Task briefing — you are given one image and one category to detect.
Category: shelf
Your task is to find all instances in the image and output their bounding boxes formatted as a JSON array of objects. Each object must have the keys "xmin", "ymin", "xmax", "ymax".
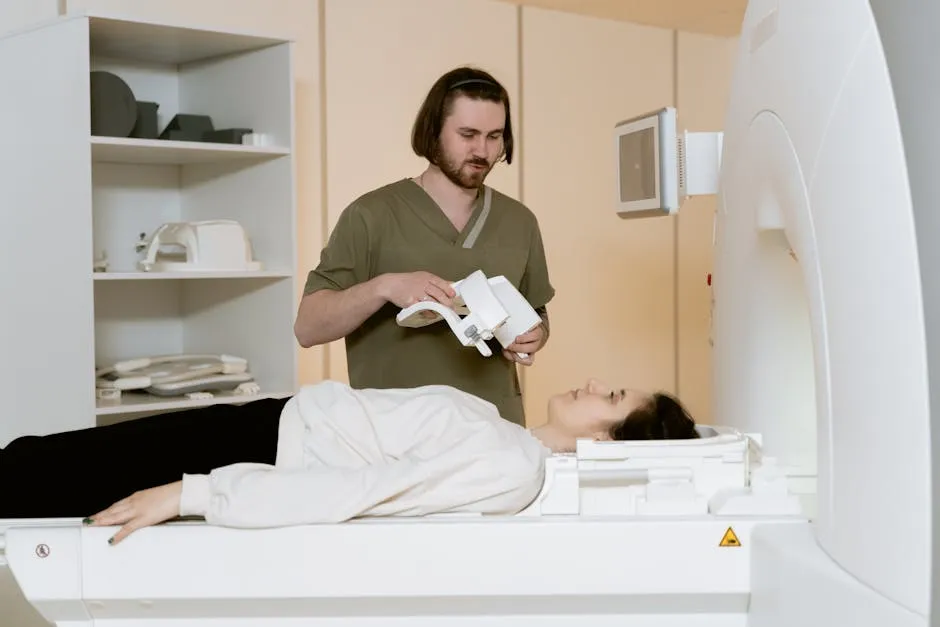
[
  {"xmin": 91, "ymin": 136, "xmax": 289, "ymax": 165},
  {"xmin": 85, "ymin": 13, "xmax": 290, "ymax": 65},
  {"xmin": 96, "ymin": 389, "xmax": 293, "ymax": 416},
  {"xmin": 0, "ymin": 11, "xmax": 298, "ymax": 444},
  {"xmin": 93, "ymin": 270, "xmax": 292, "ymax": 280}
]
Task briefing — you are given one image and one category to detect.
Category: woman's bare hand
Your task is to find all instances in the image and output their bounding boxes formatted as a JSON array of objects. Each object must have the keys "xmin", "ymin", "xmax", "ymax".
[{"xmin": 85, "ymin": 481, "xmax": 183, "ymax": 545}]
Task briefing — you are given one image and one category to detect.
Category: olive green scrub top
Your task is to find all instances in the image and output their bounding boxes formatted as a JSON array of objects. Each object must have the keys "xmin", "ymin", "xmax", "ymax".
[{"xmin": 304, "ymin": 179, "xmax": 556, "ymax": 425}]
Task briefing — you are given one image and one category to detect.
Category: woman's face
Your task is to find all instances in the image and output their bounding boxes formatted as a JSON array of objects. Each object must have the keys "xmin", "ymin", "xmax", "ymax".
[{"xmin": 547, "ymin": 378, "xmax": 653, "ymax": 439}]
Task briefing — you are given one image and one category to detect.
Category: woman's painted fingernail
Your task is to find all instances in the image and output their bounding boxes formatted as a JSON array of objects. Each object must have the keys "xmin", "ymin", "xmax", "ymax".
[
  {"xmin": 107, "ymin": 537, "xmax": 114, "ymax": 545},
  {"xmin": 82, "ymin": 518, "xmax": 93, "ymax": 525}
]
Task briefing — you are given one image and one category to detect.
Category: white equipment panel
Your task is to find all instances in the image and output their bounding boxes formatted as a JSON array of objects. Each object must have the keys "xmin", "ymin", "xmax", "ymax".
[
  {"xmin": 3, "ymin": 517, "xmax": 789, "ymax": 627},
  {"xmin": 712, "ymin": 1, "xmax": 931, "ymax": 625}
]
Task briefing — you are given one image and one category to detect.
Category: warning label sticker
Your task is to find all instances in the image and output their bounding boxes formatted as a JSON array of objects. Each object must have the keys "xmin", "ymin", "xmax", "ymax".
[{"xmin": 719, "ymin": 527, "xmax": 741, "ymax": 547}]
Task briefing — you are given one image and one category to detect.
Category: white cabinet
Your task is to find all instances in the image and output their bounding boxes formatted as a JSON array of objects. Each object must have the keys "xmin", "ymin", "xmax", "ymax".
[{"xmin": 0, "ymin": 11, "xmax": 298, "ymax": 445}]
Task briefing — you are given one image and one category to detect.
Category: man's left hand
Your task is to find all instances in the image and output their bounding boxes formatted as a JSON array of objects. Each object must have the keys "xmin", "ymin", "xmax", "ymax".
[
  {"xmin": 503, "ymin": 324, "xmax": 546, "ymax": 366},
  {"xmin": 86, "ymin": 481, "xmax": 183, "ymax": 546}
]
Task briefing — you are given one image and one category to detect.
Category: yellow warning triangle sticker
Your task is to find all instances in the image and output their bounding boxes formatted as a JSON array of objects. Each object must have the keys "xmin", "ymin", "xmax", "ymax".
[{"xmin": 719, "ymin": 527, "xmax": 741, "ymax": 547}]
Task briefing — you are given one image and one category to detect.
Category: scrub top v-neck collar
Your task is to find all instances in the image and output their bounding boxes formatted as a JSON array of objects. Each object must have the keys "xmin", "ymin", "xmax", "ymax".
[{"xmin": 406, "ymin": 178, "xmax": 489, "ymax": 248}]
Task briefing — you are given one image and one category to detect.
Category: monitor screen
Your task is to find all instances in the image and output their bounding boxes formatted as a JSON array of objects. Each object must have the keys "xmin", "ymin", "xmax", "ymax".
[{"xmin": 618, "ymin": 127, "xmax": 656, "ymax": 203}]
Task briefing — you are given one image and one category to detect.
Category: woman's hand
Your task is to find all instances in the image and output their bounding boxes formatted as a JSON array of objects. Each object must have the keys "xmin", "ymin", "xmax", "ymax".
[{"xmin": 85, "ymin": 481, "xmax": 183, "ymax": 546}]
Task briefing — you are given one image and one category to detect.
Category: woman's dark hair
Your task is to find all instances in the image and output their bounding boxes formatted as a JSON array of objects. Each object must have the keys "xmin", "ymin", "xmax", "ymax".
[
  {"xmin": 411, "ymin": 66, "xmax": 515, "ymax": 165},
  {"xmin": 609, "ymin": 393, "xmax": 700, "ymax": 441}
]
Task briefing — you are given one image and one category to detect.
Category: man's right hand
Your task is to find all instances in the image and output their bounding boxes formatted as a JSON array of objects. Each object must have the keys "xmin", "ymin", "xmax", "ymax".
[
  {"xmin": 294, "ymin": 271, "xmax": 457, "ymax": 348},
  {"xmin": 381, "ymin": 272, "xmax": 457, "ymax": 309}
]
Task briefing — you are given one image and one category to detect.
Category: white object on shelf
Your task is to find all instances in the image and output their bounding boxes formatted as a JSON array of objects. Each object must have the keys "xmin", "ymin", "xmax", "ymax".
[
  {"xmin": 233, "ymin": 381, "xmax": 261, "ymax": 396},
  {"xmin": 92, "ymin": 250, "xmax": 109, "ymax": 272},
  {"xmin": 95, "ymin": 354, "xmax": 256, "ymax": 397},
  {"xmin": 136, "ymin": 220, "xmax": 263, "ymax": 273},
  {"xmin": 95, "ymin": 387, "xmax": 121, "ymax": 401},
  {"xmin": 241, "ymin": 132, "xmax": 272, "ymax": 147}
]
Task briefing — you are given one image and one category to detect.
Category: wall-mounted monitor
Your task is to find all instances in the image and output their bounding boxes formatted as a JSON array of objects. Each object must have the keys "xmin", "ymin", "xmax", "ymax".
[{"xmin": 613, "ymin": 106, "xmax": 679, "ymax": 219}]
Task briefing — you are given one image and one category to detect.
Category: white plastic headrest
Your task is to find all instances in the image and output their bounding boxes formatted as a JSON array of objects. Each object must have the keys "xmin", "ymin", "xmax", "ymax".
[{"xmin": 396, "ymin": 270, "xmax": 542, "ymax": 357}]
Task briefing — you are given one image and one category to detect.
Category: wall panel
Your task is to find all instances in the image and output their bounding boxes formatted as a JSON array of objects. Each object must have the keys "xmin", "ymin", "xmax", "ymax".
[{"xmin": 520, "ymin": 7, "xmax": 675, "ymax": 426}]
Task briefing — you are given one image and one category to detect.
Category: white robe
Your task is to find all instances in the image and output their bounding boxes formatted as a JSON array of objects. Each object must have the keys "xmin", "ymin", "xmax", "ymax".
[{"xmin": 179, "ymin": 381, "xmax": 550, "ymax": 527}]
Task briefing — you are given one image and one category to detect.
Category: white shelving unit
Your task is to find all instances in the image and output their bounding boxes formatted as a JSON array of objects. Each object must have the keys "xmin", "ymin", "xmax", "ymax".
[{"xmin": 0, "ymin": 12, "xmax": 298, "ymax": 445}]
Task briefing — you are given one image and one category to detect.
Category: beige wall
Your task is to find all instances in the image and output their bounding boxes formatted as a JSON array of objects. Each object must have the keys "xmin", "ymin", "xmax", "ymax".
[
  {"xmin": 519, "ymin": 7, "xmax": 677, "ymax": 427},
  {"xmin": 521, "ymin": 10, "xmax": 738, "ymax": 426},
  {"xmin": 56, "ymin": 0, "xmax": 737, "ymax": 424}
]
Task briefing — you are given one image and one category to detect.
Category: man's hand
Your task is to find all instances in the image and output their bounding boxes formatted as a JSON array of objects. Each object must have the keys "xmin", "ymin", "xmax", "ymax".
[
  {"xmin": 503, "ymin": 323, "xmax": 547, "ymax": 366},
  {"xmin": 381, "ymin": 271, "xmax": 457, "ymax": 309},
  {"xmin": 85, "ymin": 481, "xmax": 183, "ymax": 546}
]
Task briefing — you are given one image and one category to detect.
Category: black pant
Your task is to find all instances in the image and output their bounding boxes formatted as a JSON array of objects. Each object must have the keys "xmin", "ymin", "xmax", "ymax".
[{"xmin": 0, "ymin": 396, "xmax": 288, "ymax": 518}]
